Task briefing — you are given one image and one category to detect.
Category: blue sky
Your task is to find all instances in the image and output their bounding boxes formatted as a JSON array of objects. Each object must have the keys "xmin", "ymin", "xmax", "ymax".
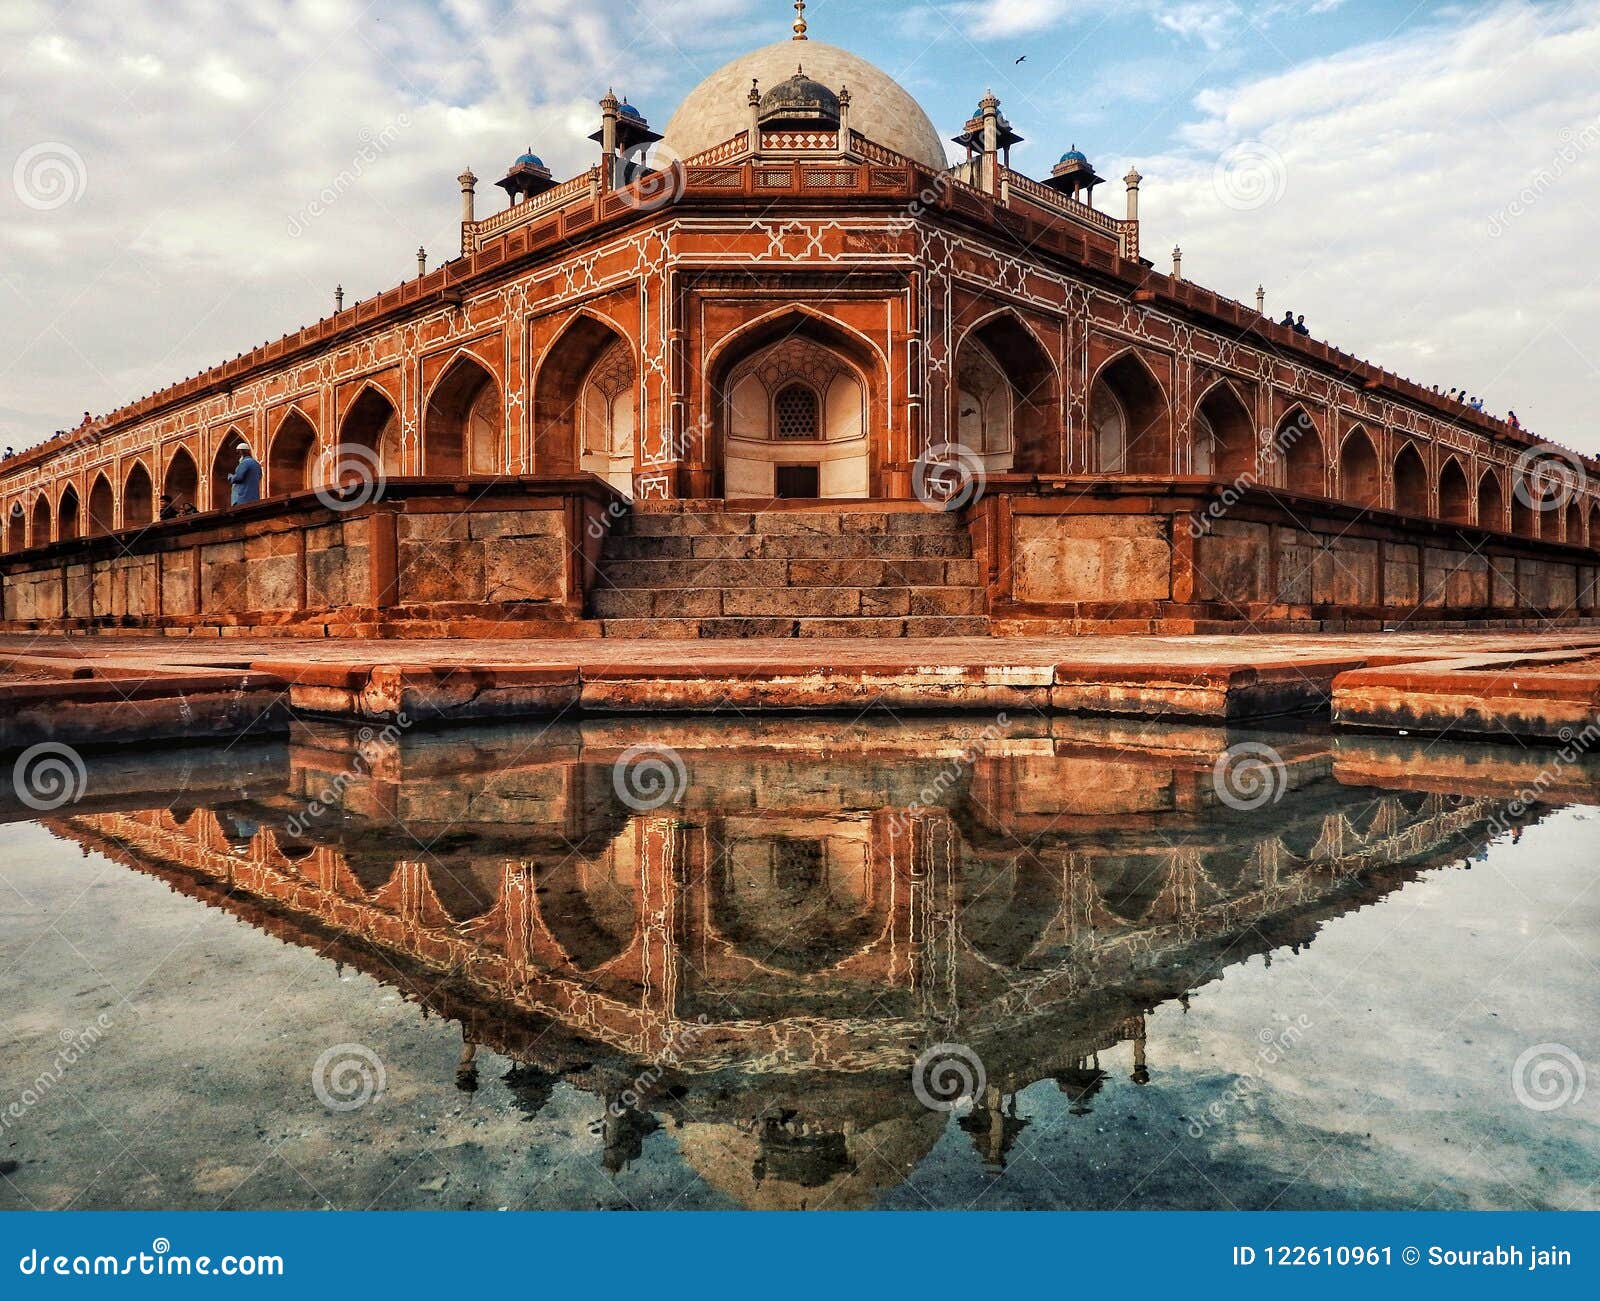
[{"xmin": 2, "ymin": 1, "xmax": 1598, "ymax": 450}]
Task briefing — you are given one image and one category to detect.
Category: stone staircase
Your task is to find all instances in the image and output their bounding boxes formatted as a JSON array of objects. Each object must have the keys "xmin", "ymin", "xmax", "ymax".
[{"xmin": 590, "ymin": 503, "xmax": 991, "ymax": 638}]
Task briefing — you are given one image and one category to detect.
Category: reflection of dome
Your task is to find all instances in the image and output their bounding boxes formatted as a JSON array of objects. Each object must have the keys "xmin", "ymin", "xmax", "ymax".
[{"xmin": 661, "ymin": 40, "xmax": 948, "ymax": 170}]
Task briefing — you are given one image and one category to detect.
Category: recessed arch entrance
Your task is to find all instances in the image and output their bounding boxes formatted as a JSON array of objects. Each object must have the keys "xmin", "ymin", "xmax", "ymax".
[
  {"xmin": 1276, "ymin": 408, "xmax": 1325, "ymax": 496},
  {"xmin": 1438, "ymin": 457, "xmax": 1471, "ymax": 524},
  {"xmin": 124, "ymin": 461, "xmax": 155, "ymax": 527},
  {"xmin": 1477, "ymin": 470, "xmax": 1505, "ymax": 532},
  {"xmin": 1339, "ymin": 427, "xmax": 1381, "ymax": 508},
  {"xmin": 267, "ymin": 410, "xmax": 318, "ymax": 496},
  {"xmin": 30, "ymin": 494, "xmax": 51, "ymax": 546},
  {"xmin": 57, "ymin": 485, "xmax": 80, "ymax": 541},
  {"xmin": 163, "ymin": 446, "xmax": 200, "ymax": 514},
  {"xmin": 5, "ymin": 501, "xmax": 25, "ymax": 551},
  {"xmin": 423, "ymin": 355, "xmax": 502, "ymax": 477},
  {"xmin": 708, "ymin": 310, "xmax": 883, "ymax": 499},
  {"xmin": 1392, "ymin": 442, "xmax": 1428, "ymax": 517},
  {"xmin": 339, "ymin": 387, "xmax": 400, "ymax": 479},
  {"xmin": 1090, "ymin": 352, "xmax": 1167, "ymax": 475},
  {"xmin": 954, "ymin": 313, "xmax": 1059, "ymax": 474},
  {"xmin": 86, "ymin": 472, "xmax": 115, "ymax": 535},
  {"xmin": 1192, "ymin": 381, "xmax": 1254, "ymax": 480},
  {"xmin": 533, "ymin": 314, "xmax": 634, "ymax": 484},
  {"xmin": 210, "ymin": 428, "xmax": 251, "ymax": 511}
]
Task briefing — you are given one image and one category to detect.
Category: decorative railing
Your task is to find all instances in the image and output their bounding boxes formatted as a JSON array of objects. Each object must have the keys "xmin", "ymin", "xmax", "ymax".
[
  {"xmin": 848, "ymin": 132, "xmax": 925, "ymax": 170},
  {"xmin": 681, "ymin": 132, "xmax": 753, "ymax": 166},
  {"xmin": 469, "ymin": 168, "xmax": 598, "ymax": 243},
  {"xmin": 760, "ymin": 129, "xmax": 839, "ymax": 152},
  {"xmin": 1001, "ymin": 167, "xmax": 1129, "ymax": 241}
]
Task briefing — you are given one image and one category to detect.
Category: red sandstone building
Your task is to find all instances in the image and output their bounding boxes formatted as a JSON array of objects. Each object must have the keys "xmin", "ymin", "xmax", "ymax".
[{"xmin": 3, "ymin": 10, "xmax": 1597, "ymax": 637}]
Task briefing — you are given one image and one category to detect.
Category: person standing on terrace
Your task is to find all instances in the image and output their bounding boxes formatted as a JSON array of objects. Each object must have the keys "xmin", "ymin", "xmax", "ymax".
[{"xmin": 228, "ymin": 442, "xmax": 261, "ymax": 506}]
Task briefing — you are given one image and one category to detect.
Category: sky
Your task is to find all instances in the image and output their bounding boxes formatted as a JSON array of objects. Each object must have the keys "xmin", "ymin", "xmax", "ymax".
[{"xmin": 1, "ymin": 0, "xmax": 1597, "ymax": 452}]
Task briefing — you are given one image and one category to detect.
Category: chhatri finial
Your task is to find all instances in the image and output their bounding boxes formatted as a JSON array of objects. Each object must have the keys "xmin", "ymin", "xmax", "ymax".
[{"xmin": 793, "ymin": 0, "xmax": 808, "ymax": 40}]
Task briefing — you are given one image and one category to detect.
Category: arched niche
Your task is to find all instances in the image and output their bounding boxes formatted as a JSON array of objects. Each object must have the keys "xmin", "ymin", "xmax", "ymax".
[
  {"xmin": 5, "ymin": 501, "xmax": 25, "ymax": 551},
  {"xmin": 163, "ymin": 446, "xmax": 200, "ymax": 513},
  {"xmin": 533, "ymin": 314, "xmax": 633, "ymax": 480},
  {"xmin": 1192, "ymin": 382, "xmax": 1254, "ymax": 480},
  {"xmin": 30, "ymin": 494, "xmax": 51, "ymax": 546},
  {"xmin": 57, "ymin": 484, "xmax": 80, "ymax": 540},
  {"xmin": 1090, "ymin": 352, "xmax": 1167, "ymax": 475},
  {"xmin": 711, "ymin": 312, "xmax": 880, "ymax": 499},
  {"xmin": 1276, "ymin": 408, "xmax": 1325, "ymax": 496},
  {"xmin": 267, "ymin": 410, "xmax": 318, "ymax": 495},
  {"xmin": 1392, "ymin": 442, "xmax": 1428, "ymax": 517},
  {"xmin": 1438, "ymin": 457, "xmax": 1471, "ymax": 524},
  {"xmin": 124, "ymin": 461, "xmax": 155, "ymax": 527},
  {"xmin": 578, "ymin": 336, "xmax": 636, "ymax": 495},
  {"xmin": 1339, "ymin": 427, "xmax": 1381, "ymax": 509},
  {"xmin": 210, "ymin": 428, "xmax": 252, "ymax": 510},
  {"xmin": 954, "ymin": 313, "xmax": 1058, "ymax": 474},
  {"xmin": 1477, "ymin": 470, "xmax": 1505, "ymax": 532},
  {"xmin": 339, "ymin": 387, "xmax": 400, "ymax": 476},
  {"xmin": 424, "ymin": 356, "xmax": 502, "ymax": 477},
  {"xmin": 86, "ymin": 472, "xmax": 115, "ymax": 535}
]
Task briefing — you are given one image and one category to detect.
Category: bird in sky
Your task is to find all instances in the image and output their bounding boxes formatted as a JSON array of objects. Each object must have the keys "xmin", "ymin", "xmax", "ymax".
[{"xmin": 1015, "ymin": 54, "xmax": 1027, "ymax": 64}]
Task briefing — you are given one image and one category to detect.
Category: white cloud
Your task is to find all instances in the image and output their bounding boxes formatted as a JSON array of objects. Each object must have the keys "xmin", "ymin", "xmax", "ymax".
[{"xmin": 1138, "ymin": 0, "xmax": 1600, "ymax": 450}]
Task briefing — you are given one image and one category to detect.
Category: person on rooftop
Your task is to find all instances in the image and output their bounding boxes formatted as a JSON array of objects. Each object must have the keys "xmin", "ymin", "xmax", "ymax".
[
  {"xmin": 1280, "ymin": 310, "xmax": 1295, "ymax": 328},
  {"xmin": 1508, "ymin": 409, "xmax": 1522, "ymax": 429},
  {"xmin": 1293, "ymin": 314, "xmax": 1309, "ymax": 335}
]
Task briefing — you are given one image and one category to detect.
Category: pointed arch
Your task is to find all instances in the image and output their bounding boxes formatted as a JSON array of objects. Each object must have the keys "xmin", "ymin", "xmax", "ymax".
[
  {"xmin": 1275, "ymin": 406, "xmax": 1325, "ymax": 496},
  {"xmin": 1588, "ymin": 501, "xmax": 1600, "ymax": 553},
  {"xmin": 1438, "ymin": 456, "xmax": 1471, "ymax": 524},
  {"xmin": 532, "ymin": 312, "xmax": 635, "ymax": 480},
  {"xmin": 706, "ymin": 307, "xmax": 884, "ymax": 498},
  {"xmin": 1564, "ymin": 497, "xmax": 1583, "ymax": 547},
  {"xmin": 86, "ymin": 472, "xmax": 115, "ymax": 536},
  {"xmin": 267, "ymin": 407, "xmax": 318, "ymax": 496},
  {"xmin": 57, "ymin": 483, "xmax": 80, "ymax": 541},
  {"xmin": 1192, "ymin": 379, "xmax": 1254, "ymax": 480},
  {"xmin": 30, "ymin": 493, "xmax": 51, "ymax": 546},
  {"xmin": 5, "ymin": 500, "xmax": 25, "ymax": 552},
  {"xmin": 338, "ymin": 384, "xmax": 400, "ymax": 478},
  {"xmin": 423, "ymin": 353, "xmax": 502, "ymax": 476},
  {"xmin": 1090, "ymin": 349, "xmax": 1168, "ymax": 475},
  {"xmin": 123, "ymin": 460, "xmax": 155, "ymax": 527},
  {"xmin": 1391, "ymin": 441, "xmax": 1428, "ymax": 517},
  {"xmin": 1338, "ymin": 426, "xmax": 1381, "ymax": 509},
  {"xmin": 162, "ymin": 445, "xmax": 199, "ymax": 514},
  {"xmin": 1511, "ymin": 481, "xmax": 1538, "ymax": 538},
  {"xmin": 1476, "ymin": 469, "xmax": 1505, "ymax": 532},
  {"xmin": 954, "ymin": 309, "xmax": 1060, "ymax": 474},
  {"xmin": 210, "ymin": 427, "xmax": 251, "ymax": 511}
]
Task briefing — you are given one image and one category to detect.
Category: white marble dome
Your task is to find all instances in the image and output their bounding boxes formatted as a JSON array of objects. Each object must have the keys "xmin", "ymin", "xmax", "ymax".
[{"xmin": 660, "ymin": 40, "xmax": 950, "ymax": 171}]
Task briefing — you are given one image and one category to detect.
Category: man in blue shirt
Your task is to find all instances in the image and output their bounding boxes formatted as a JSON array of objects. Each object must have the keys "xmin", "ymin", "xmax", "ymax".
[{"xmin": 228, "ymin": 443, "xmax": 261, "ymax": 506}]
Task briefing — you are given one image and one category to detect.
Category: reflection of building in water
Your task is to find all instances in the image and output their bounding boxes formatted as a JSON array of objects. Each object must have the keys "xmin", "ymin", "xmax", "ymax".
[{"xmin": 38, "ymin": 722, "xmax": 1544, "ymax": 1209}]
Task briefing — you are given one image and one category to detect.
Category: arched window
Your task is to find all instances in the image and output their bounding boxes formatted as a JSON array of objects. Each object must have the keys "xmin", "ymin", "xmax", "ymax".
[{"xmin": 773, "ymin": 384, "xmax": 819, "ymax": 441}]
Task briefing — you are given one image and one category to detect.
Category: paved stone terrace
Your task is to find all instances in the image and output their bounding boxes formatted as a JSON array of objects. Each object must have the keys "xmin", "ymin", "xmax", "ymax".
[{"xmin": 2, "ymin": 629, "xmax": 1599, "ymax": 748}]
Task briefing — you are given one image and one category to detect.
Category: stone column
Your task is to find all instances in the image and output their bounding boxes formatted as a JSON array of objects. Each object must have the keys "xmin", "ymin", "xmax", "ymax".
[
  {"xmin": 457, "ymin": 167, "xmax": 476, "ymax": 256},
  {"xmin": 979, "ymin": 90, "xmax": 1000, "ymax": 195},
  {"xmin": 599, "ymin": 89, "xmax": 619, "ymax": 188}
]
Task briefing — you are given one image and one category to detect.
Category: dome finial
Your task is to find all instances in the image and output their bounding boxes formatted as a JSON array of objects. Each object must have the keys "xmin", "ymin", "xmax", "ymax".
[{"xmin": 792, "ymin": 0, "xmax": 807, "ymax": 40}]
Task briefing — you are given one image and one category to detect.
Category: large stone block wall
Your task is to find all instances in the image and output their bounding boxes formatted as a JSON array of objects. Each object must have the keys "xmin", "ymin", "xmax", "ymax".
[
  {"xmin": 0, "ymin": 479, "xmax": 617, "ymax": 635},
  {"xmin": 986, "ymin": 481, "xmax": 1600, "ymax": 630}
]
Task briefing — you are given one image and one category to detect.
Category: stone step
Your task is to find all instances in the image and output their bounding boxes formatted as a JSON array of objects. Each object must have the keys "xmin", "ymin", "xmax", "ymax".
[
  {"xmin": 601, "ymin": 531, "xmax": 973, "ymax": 560},
  {"xmin": 591, "ymin": 584, "xmax": 987, "ymax": 620},
  {"xmin": 619, "ymin": 508, "xmax": 966, "ymax": 538},
  {"xmin": 598, "ymin": 615, "xmax": 992, "ymax": 639},
  {"xmin": 596, "ymin": 557, "xmax": 982, "ymax": 590}
]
